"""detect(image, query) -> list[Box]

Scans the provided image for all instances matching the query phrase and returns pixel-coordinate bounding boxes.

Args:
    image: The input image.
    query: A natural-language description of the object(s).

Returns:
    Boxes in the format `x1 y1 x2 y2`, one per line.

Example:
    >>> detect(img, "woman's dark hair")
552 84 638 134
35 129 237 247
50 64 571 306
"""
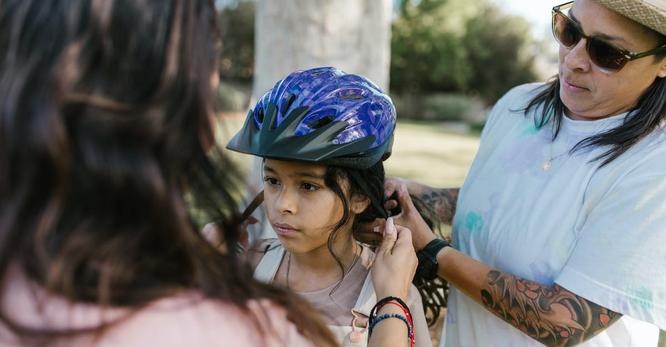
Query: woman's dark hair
525 32 666 166
325 162 448 326
0 0 336 345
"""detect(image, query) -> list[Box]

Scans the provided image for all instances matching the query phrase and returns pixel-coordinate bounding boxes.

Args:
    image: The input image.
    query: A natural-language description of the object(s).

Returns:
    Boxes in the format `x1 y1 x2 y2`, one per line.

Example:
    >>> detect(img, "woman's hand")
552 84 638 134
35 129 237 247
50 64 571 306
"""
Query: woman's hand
354 177 419 245
386 177 459 227
383 177 413 212
389 185 438 251
371 218 418 300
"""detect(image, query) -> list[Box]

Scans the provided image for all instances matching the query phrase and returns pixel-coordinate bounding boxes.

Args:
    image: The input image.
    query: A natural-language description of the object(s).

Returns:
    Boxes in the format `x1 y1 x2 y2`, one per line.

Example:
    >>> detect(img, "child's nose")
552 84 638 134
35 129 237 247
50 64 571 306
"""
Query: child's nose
276 188 297 215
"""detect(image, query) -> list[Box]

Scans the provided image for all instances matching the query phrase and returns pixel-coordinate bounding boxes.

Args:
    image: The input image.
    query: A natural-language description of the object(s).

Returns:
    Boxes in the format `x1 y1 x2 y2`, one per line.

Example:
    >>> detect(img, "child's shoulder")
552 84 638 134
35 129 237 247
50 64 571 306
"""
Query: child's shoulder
244 238 282 271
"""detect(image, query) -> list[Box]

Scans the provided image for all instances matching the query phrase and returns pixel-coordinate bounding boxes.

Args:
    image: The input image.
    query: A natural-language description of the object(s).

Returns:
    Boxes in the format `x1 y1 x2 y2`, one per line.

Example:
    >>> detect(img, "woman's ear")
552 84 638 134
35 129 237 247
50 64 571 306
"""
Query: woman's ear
350 194 370 214
658 57 666 78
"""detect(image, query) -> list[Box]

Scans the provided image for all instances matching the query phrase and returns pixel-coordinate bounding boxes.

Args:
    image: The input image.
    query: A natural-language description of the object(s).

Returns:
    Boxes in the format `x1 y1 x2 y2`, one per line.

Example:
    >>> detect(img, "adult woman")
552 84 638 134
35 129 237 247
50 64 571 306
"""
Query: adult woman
383 0 666 346
0 1 343 346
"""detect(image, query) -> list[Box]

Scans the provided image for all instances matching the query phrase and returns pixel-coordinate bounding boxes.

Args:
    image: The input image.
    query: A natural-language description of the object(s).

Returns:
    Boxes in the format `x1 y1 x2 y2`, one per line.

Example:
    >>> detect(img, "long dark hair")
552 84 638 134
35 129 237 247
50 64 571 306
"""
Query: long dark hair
0 0 336 345
326 162 447 326
525 33 666 166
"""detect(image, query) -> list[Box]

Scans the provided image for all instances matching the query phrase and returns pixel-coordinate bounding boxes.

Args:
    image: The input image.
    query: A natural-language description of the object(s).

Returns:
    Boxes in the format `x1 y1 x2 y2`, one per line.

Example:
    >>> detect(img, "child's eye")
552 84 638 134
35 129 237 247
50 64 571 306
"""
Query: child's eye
263 176 280 186
301 182 320 192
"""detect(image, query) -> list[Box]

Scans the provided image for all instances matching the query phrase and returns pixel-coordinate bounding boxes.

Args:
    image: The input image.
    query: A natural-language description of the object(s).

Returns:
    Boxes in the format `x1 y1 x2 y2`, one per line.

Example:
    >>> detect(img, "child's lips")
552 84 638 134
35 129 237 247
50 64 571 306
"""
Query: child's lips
273 223 299 236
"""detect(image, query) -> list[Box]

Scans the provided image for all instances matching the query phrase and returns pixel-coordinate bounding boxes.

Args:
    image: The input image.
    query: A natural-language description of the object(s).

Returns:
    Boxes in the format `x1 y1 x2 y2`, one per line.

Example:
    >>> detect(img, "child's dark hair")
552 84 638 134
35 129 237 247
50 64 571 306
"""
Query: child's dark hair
324 161 448 326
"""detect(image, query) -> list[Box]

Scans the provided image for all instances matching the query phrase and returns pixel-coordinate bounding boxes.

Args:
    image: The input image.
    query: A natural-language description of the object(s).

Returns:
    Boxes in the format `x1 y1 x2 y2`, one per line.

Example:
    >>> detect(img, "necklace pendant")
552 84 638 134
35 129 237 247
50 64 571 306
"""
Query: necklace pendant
542 160 552 171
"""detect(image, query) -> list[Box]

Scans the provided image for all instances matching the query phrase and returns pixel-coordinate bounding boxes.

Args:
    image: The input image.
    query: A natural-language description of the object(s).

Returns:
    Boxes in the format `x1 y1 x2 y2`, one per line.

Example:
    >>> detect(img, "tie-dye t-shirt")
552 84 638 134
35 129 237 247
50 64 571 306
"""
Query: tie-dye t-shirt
442 83 666 347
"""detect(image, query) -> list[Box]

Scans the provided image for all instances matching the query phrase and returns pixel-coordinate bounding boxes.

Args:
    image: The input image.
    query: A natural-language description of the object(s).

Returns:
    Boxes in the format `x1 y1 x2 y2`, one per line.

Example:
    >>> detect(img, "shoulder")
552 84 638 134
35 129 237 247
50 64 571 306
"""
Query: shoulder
244 238 281 271
103 294 313 347
594 126 666 186
482 82 547 135
498 82 547 108
491 82 548 119
2 269 313 347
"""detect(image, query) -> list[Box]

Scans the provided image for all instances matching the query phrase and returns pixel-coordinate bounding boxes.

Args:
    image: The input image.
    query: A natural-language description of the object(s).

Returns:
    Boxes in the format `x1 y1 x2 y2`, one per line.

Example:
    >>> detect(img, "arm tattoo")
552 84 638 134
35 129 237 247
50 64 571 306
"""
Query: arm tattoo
480 270 621 346
418 188 458 225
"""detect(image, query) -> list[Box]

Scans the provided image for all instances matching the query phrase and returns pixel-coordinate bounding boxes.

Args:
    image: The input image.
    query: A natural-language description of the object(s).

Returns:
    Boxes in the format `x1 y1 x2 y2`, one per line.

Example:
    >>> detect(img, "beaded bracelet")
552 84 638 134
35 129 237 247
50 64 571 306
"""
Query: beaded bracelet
368 297 415 347
381 301 413 324
369 296 412 319
368 313 413 345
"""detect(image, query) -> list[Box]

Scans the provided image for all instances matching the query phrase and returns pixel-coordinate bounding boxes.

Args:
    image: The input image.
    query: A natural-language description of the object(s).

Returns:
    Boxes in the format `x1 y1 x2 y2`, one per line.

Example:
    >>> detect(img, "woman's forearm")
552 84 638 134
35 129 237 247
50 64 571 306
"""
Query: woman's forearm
437 247 621 346
410 184 459 225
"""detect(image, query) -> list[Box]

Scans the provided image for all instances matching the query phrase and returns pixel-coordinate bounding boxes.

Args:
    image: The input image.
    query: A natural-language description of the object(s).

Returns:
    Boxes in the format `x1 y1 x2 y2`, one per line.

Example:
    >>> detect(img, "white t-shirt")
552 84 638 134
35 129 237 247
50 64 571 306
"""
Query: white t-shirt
442 83 666 347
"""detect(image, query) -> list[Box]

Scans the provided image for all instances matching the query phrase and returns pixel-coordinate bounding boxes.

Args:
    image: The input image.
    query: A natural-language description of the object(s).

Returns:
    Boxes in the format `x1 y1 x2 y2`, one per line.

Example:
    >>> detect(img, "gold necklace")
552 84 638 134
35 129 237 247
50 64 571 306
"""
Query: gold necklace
542 142 570 171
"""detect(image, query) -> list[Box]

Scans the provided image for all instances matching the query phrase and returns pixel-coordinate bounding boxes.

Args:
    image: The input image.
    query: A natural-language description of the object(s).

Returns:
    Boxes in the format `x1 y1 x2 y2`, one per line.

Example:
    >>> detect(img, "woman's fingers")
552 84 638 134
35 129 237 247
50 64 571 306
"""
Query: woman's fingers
395 185 417 215
384 177 401 199
393 225 414 253
378 217 397 254
371 222 418 299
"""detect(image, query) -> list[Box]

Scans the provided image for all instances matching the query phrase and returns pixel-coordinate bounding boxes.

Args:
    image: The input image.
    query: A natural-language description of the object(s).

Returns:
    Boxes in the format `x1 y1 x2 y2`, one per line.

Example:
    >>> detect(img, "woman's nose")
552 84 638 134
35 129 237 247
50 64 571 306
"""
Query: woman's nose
563 38 592 73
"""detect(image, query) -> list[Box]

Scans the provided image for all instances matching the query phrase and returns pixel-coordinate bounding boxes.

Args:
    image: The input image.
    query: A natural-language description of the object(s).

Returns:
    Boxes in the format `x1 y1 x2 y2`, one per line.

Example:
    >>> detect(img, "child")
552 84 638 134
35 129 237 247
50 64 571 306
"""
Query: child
227 67 431 347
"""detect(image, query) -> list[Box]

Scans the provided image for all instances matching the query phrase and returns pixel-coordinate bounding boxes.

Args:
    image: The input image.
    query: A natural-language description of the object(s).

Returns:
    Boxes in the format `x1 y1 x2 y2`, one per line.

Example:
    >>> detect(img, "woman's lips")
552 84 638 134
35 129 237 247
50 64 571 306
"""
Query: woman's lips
564 79 589 92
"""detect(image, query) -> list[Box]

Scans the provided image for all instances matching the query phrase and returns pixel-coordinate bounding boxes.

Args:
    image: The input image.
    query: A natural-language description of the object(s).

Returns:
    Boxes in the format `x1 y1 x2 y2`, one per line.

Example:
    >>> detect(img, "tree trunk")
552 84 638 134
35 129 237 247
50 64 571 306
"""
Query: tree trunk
254 0 392 94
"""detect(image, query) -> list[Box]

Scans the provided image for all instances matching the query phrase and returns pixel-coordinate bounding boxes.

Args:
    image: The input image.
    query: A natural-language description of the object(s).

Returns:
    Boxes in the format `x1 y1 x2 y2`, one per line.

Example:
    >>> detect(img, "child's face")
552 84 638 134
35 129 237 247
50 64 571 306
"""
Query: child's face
262 159 349 254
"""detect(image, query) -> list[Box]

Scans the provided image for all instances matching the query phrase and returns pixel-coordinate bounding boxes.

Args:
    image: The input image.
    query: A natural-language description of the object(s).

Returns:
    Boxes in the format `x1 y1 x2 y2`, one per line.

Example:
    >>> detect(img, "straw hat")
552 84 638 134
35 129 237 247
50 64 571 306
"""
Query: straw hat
596 0 666 35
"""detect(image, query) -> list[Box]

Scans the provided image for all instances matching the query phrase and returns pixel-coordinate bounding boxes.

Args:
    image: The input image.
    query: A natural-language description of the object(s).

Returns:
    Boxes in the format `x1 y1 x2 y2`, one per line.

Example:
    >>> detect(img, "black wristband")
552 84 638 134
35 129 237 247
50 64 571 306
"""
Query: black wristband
415 238 450 280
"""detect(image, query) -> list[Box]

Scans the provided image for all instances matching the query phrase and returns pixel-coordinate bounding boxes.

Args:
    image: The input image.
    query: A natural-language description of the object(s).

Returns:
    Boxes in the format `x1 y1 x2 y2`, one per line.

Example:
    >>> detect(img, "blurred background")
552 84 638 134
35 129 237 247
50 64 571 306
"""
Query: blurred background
213 0 560 188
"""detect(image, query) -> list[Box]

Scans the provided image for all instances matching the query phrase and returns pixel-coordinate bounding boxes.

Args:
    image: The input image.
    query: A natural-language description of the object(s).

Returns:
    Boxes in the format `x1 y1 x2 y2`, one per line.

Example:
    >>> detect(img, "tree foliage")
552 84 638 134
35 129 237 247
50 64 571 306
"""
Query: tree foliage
218 1 255 82
216 0 539 103
390 0 538 103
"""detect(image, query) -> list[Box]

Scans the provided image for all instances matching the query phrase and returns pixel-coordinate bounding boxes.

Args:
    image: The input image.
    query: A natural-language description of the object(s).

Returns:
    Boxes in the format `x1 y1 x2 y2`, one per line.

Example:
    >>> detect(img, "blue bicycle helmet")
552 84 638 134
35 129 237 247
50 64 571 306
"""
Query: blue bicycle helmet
226 67 396 169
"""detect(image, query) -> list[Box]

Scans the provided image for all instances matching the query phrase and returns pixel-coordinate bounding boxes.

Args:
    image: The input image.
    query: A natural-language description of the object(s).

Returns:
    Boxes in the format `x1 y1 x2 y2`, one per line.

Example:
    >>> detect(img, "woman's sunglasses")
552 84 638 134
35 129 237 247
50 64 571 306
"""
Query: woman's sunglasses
552 1 666 71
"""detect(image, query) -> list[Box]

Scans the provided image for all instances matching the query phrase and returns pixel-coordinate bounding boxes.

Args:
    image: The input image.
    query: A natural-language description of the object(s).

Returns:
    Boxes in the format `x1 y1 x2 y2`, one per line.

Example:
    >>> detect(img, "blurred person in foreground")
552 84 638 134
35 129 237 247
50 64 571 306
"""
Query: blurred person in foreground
371 0 666 346
0 0 421 346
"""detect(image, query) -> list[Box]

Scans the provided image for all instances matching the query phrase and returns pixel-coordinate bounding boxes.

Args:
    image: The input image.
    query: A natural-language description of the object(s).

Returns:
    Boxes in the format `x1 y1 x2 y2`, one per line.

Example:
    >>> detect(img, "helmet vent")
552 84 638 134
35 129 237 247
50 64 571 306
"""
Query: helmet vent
307 115 336 130
282 94 296 114
256 109 265 124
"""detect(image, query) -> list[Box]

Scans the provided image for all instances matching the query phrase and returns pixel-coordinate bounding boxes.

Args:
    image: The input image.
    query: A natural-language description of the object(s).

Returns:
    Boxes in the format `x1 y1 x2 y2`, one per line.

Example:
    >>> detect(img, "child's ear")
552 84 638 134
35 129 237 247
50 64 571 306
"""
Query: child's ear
350 195 370 214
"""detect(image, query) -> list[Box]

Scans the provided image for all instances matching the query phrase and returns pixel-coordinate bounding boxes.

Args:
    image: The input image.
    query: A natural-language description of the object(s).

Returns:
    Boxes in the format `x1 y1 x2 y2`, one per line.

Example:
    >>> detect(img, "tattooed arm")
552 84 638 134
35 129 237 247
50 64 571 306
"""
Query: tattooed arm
393 189 622 346
384 177 459 225
408 184 459 226
442 250 621 346
480 270 621 346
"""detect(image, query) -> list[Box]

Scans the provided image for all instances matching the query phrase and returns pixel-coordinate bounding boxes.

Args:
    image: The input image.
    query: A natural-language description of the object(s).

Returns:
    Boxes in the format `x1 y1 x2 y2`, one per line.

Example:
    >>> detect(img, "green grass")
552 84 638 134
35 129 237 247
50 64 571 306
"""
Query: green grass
384 120 479 187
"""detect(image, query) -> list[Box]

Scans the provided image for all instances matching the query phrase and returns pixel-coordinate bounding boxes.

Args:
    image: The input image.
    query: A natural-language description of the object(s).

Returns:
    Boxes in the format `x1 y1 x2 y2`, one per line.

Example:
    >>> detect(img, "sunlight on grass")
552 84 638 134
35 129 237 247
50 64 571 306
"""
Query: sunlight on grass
385 121 479 187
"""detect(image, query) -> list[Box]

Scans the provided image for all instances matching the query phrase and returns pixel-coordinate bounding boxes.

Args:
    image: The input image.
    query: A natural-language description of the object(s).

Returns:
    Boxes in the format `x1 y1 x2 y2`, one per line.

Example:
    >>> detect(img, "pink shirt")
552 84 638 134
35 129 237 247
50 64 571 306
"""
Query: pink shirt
0 266 314 347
